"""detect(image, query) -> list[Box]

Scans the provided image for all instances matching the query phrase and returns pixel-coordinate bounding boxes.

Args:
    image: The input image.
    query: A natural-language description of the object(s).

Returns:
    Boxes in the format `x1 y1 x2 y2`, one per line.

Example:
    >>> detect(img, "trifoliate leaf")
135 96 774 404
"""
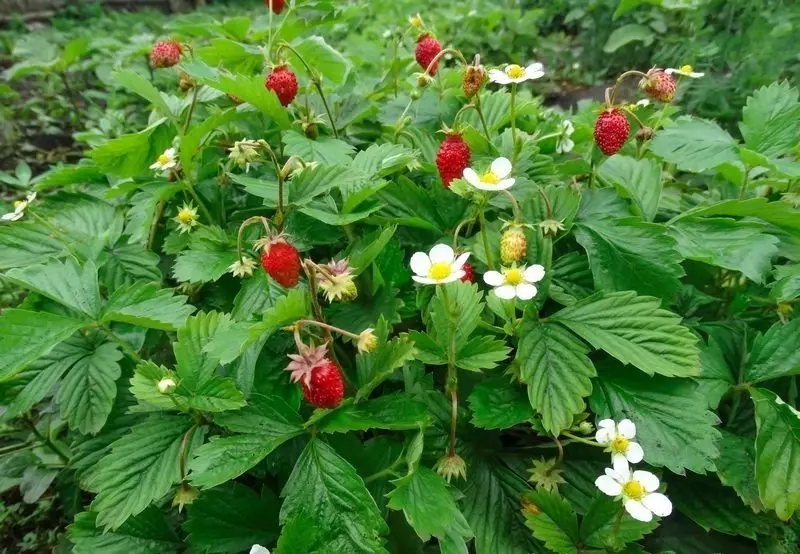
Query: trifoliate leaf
590 363 720 474
6 258 102 318
101 282 195 331
279 438 389 553
468 376 534 430
744 318 800 384
516 322 595 435
551 290 700 378
521 489 580 554
69 508 181 554
316 393 430 433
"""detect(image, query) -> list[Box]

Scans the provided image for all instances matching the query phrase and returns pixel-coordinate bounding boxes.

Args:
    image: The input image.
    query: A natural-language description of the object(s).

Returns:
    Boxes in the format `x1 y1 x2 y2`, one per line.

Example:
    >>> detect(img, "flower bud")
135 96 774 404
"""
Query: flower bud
434 453 467 483
357 328 377 353
539 219 566 238
157 377 177 394
417 73 432 88
578 421 594 435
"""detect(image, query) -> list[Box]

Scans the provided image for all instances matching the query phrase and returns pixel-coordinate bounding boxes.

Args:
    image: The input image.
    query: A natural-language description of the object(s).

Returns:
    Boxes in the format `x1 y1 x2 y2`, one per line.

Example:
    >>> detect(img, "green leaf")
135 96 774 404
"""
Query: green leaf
551 291 700 378
101 242 162 290
89 118 175 178
668 474 773 539
130 361 176 412
317 393 430 433
770 264 800 302
0 309 85 381
673 197 800 235
283 130 355 164
184 483 278 554
279 438 389 553
516 323 596 435
174 311 229 390
347 225 397 277
6 258 102 318
424 281 486 369
468 376 534 430
597 155 662 221
113 69 176 123
355 319 416 400
286 164 354 207
188 395 303 489
387 466 472 542
0 221 66 269
750 388 800 520
574 217 684 299
173 226 238 283
85 414 203 530
650 117 740 172
714 431 762 512
288 36 352 85
697 337 735 410
101 283 195 331
351 143 417 180
176 378 246 413
456 335 511 371
668 217 779 283
603 23 655 52
740 81 800 157
69 508 180 554
744 319 800 384
579 494 658 550
521 490 579 554
58 342 122 434
590 364 721 474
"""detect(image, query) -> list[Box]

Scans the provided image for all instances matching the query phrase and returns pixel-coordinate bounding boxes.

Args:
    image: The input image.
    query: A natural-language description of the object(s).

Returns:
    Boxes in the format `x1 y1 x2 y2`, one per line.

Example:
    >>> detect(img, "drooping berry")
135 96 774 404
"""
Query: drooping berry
260 238 301 288
265 65 298 107
500 226 527 265
642 70 677 103
461 262 475 283
463 64 487 97
436 133 471 188
415 33 442 76
265 0 285 14
150 40 182 69
594 108 630 156
301 360 344 409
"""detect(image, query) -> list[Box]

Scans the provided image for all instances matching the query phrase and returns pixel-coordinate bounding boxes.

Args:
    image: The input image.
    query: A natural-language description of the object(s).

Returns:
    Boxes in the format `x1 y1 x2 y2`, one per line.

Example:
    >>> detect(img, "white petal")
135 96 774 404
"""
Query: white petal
625 442 644 464
624 500 653 522
453 251 471 269
26 192 37 202
597 419 616 429
605 467 628 484
473 182 502 191
690 72 704 78
149 162 161 170
563 120 574 134
412 275 437 285
488 69 510 84
494 285 516 300
494 178 516 190
612 454 630 475
524 264 546 283
595 427 614 444
439 273 461 284
2 212 19 221
410 252 431 276
429 244 455 264
483 270 505 287
515 283 537 300
463 168 481 187
617 419 636 439
642 492 672 517
633 470 660 492
665 68 678 74
524 63 545 80
165 148 176 157
491 157 513 178
250 546 271 554
595 475 623 497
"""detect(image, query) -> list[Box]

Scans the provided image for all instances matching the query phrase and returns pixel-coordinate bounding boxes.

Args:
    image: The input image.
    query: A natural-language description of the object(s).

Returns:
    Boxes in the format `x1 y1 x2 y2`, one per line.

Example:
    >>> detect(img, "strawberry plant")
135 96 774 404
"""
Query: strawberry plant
2 2 800 553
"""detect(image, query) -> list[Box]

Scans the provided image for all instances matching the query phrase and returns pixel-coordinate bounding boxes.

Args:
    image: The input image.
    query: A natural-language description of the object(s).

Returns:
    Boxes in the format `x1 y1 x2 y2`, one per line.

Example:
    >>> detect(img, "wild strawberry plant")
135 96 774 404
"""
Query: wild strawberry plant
2 3 800 553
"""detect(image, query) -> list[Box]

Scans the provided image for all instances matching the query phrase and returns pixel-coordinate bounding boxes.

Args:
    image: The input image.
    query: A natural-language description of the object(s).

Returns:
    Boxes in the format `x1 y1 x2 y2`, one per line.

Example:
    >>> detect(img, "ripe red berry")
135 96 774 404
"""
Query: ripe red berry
415 34 442 76
261 238 301 288
436 133 471 188
594 108 630 156
265 0 285 14
642 70 677 103
461 262 475 283
265 65 298 107
301 360 344 409
150 40 182 69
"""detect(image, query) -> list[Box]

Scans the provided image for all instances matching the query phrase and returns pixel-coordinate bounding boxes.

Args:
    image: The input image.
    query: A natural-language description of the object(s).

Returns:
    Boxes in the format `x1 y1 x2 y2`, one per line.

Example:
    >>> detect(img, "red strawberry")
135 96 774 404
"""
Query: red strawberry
150 40 182 68
461 262 475 283
594 108 630 156
302 360 344 409
265 0 285 13
642 70 676 103
415 33 442 75
261 238 301 287
436 133 471 188
265 65 298 107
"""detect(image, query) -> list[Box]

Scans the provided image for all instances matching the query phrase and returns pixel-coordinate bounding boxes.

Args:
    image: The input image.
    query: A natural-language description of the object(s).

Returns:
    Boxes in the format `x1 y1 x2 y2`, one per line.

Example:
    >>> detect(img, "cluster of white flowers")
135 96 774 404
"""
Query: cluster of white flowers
594 419 672 522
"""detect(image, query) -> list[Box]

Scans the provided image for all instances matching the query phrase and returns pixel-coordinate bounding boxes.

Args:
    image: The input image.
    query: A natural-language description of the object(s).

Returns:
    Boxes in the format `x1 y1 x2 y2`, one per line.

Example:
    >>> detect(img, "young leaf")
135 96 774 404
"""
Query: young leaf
521 489 580 554
279 438 389 553
516 323 595 435
316 393 431 433
750 388 800 520
590 364 721 475
551 290 700 378
101 283 195 331
744 318 800 384
468 376 534 430
6 258 102 318
69 508 181 554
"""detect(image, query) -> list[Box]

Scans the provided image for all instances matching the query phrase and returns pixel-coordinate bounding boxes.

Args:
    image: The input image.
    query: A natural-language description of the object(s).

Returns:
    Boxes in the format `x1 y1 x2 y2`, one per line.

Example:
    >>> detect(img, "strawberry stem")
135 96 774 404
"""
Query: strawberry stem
422 47 468 77
235 216 271 264
502 189 522 223
294 319 360 341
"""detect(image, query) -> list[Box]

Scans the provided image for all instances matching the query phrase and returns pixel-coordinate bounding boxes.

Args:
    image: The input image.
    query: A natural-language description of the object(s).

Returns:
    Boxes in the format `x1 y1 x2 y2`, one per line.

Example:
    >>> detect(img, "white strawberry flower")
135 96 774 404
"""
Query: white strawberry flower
150 147 178 174
488 62 544 85
665 64 704 78
463 157 515 191
2 192 37 222
596 418 644 471
636 98 651 107
410 244 470 285
595 465 672 523
250 546 270 554
483 264 545 300
555 120 574 154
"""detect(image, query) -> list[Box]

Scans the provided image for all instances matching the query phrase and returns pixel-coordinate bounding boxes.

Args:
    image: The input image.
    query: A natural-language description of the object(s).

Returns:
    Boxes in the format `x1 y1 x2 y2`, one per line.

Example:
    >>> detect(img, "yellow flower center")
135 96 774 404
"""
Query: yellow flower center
506 64 525 79
481 171 499 185
158 154 171 165
623 480 645 501
177 209 194 223
504 268 524 286
410 14 422 27
428 262 452 281
680 64 693 74
13 200 24 209
611 436 630 453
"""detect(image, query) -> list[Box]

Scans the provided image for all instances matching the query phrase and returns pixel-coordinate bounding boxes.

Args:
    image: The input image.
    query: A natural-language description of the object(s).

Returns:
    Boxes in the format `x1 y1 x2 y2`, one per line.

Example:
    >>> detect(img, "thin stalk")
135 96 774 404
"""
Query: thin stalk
0 442 35 456
184 184 214 225
561 431 603 447
181 85 200 136
178 424 198 481
147 200 166 250
27 420 69 464
739 165 750 200
451 216 476 250
440 284 459 457
608 70 648 106
267 0 274 58
474 93 493 145
364 455 404 484
449 390 458 457
392 38 399 98
621 106 646 130
295 319 361 341
510 82 518 148
235 216 271 263
537 187 553 220
478 206 494 269
502 189 522 222
421 47 468 77
102 327 143 363
451 104 477 130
